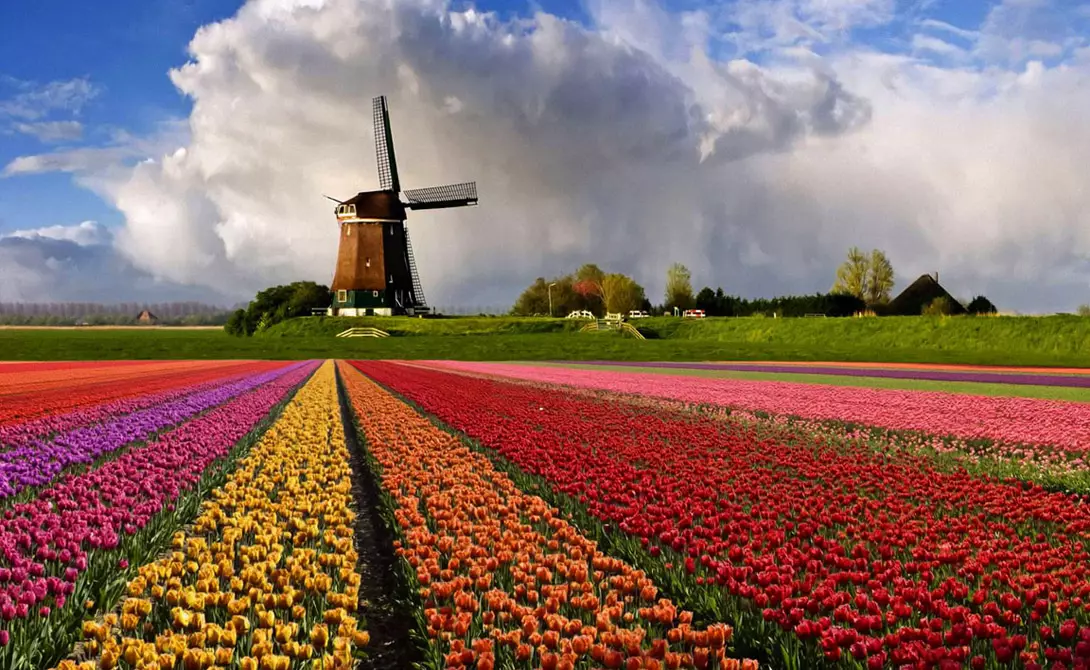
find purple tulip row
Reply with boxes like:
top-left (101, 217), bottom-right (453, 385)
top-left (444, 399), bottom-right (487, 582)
top-left (0, 360), bottom-right (317, 626)
top-left (575, 360), bottom-right (1090, 388)
top-left (0, 363), bottom-right (298, 500)
top-left (0, 364), bottom-right (270, 451)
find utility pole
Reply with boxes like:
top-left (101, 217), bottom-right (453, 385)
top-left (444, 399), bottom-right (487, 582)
top-left (548, 282), bottom-right (557, 317)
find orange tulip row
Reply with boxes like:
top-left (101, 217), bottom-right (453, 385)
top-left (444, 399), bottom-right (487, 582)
top-left (339, 362), bottom-right (757, 670)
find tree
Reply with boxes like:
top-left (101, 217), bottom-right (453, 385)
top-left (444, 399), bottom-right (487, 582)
top-left (572, 264), bottom-right (607, 314)
top-left (864, 249), bottom-right (895, 304)
top-left (966, 295), bottom-right (998, 315)
top-left (512, 278), bottom-right (551, 316)
top-left (512, 276), bottom-right (581, 316)
top-left (695, 287), bottom-right (717, 315)
top-left (574, 263), bottom-right (605, 284)
top-left (600, 273), bottom-right (645, 314)
top-left (832, 247), bottom-right (868, 299)
top-left (1077, 304), bottom-right (1090, 317)
top-left (225, 281), bottom-right (331, 337)
top-left (832, 247), bottom-right (895, 305)
top-left (224, 309), bottom-right (247, 336)
top-left (512, 270), bottom-right (642, 317)
top-left (665, 263), bottom-right (694, 311)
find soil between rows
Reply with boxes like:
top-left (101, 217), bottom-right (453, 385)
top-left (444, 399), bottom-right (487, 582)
top-left (336, 368), bottom-right (421, 670)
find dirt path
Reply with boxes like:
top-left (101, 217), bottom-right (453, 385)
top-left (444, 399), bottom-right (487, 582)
top-left (336, 368), bottom-right (421, 670)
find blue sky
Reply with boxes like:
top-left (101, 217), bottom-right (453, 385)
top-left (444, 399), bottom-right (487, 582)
top-left (0, 0), bottom-right (246, 235)
top-left (2, 0), bottom-right (1090, 310)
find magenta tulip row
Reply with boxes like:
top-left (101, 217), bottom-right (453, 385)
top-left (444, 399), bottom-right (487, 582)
top-left (0, 363), bottom-right (298, 500)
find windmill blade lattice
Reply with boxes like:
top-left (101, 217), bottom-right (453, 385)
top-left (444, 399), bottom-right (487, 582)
top-left (373, 96), bottom-right (400, 193)
top-left (403, 182), bottom-right (478, 209)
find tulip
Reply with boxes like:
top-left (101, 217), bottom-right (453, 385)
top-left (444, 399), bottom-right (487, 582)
top-left (352, 359), bottom-right (1090, 668)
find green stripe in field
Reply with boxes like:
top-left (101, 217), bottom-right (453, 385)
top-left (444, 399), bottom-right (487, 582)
top-left (518, 362), bottom-right (1090, 403)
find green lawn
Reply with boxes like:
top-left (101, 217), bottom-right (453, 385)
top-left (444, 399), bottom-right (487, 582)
top-left (2, 324), bottom-right (1090, 367)
top-left (527, 362), bottom-right (1090, 402)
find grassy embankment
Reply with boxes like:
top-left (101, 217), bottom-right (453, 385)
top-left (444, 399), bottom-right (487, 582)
top-left (0, 314), bottom-right (1089, 368)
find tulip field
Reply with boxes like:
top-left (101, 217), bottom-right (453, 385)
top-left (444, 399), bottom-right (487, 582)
top-left (3, 358), bottom-right (1090, 669)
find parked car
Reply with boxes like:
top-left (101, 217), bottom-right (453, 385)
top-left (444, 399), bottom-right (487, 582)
top-left (682, 309), bottom-right (706, 318)
top-left (628, 310), bottom-right (649, 318)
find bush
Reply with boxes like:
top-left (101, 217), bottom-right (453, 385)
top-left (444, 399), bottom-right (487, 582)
top-left (966, 296), bottom-right (998, 315)
top-left (922, 296), bottom-right (955, 316)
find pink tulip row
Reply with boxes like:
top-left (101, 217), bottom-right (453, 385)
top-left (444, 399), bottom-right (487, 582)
top-left (584, 385), bottom-right (1089, 475)
top-left (426, 362), bottom-right (1090, 456)
top-left (0, 360), bottom-right (317, 628)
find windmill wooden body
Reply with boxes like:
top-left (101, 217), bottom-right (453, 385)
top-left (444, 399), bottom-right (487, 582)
top-left (328, 96), bottom-right (478, 316)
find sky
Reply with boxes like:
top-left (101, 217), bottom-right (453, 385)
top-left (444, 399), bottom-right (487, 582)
top-left (1, 0), bottom-right (1090, 312)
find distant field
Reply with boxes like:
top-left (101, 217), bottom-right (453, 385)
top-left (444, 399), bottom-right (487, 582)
top-left (0, 325), bottom-right (222, 330)
top-left (2, 313), bottom-right (1090, 365)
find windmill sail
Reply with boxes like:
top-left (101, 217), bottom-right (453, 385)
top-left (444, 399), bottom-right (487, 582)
top-left (373, 96), bottom-right (400, 193)
top-left (403, 182), bottom-right (478, 210)
top-left (404, 225), bottom-right (427, 308)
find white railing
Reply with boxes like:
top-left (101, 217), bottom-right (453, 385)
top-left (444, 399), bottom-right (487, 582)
top-left (336, 327), bottom-right (390, 338)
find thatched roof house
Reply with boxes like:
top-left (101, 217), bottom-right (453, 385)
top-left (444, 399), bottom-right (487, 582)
top-left (887, 273), bottom-right (966, 316)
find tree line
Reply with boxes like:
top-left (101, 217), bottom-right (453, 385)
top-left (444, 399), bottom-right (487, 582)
top-left (0, 301), bottom-right (236, 326)
top-left (511, 248), bottom-right (1002, 318)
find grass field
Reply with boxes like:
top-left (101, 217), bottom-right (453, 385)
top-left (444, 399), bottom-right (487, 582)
top-left (1, 313), bottom-right (1090, 365)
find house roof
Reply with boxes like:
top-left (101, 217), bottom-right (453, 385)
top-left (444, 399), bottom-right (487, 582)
top-left (888, 274), bottom-right (966, 316)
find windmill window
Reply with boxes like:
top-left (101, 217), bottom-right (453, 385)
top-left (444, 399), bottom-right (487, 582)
top-left (337, 204), bottom-right (357, 217)
top-left (365, 257), bottom-right (371, 268)
top-left (389, 275), bottom-right (394, 284)
top-left (372, 290), bottom-right (379, 297)
top-left (336, 290), bottom-right (347, 303)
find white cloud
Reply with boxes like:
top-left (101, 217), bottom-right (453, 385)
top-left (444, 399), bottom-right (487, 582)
top-left (918, 18), bottom-right (981, 42)
top-left (4, 0), bottom-right (1090, 311)
top-left (2, 120), bottom-right (188, 176)
top-left (4, 220), bottom-right (111, 246)
top-left (0, 222), bottom-right (231, 304)
top-left (911, 34), bottom-right (968, 59)
top-left (12, 120), bottom-right (84, 142)
top-left (720, 0), bottom-right (897, 53)
top-left (0, 77), bottom-right (98, 121)
top-left (976, 0), bottom-right (1090, 64)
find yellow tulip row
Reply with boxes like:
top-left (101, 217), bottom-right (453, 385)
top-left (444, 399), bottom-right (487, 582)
top-left (54, 361), bottom-right (368, 670)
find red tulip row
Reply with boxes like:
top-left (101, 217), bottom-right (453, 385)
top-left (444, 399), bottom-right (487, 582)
top-left (0, 360), bottom-right (214, 396)
top-left (0, 361), bottom-right (273, 428)
top-left (353, 361), bottom-right (1090, 669)
top-left (426, 361), bottom-right (1090, 459)
top-left (0, 360), bottom-right (152, 377)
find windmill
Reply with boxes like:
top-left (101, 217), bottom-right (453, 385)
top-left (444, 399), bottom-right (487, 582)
top-left (327, 95), bottom-right (478, 316)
